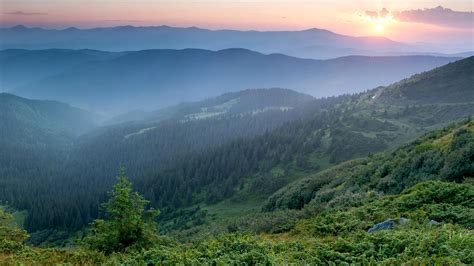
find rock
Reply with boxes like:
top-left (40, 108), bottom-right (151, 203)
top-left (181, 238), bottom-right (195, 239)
top-left (428, 220), bottom-right (440, 226)
top-left (399, 217), bottom-right (409, 226)
top-left (368, 219), bottom-right (396, 233)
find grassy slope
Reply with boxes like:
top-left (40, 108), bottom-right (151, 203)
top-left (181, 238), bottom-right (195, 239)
top-left (265, 120), bottom-right (473, 211)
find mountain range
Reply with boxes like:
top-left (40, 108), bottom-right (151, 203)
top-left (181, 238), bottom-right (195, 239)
top-left (0, 48), bottom-right (460, 114)
top-left (0, 25), bottom-right (411, 59)
top-left (3, 25), bottom-right (472, 59)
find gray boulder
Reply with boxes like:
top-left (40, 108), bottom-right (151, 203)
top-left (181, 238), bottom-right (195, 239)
top-left (368, 219), bottom-right (396, 233)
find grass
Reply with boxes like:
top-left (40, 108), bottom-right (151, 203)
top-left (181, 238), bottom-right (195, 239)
top-left (203, 194), bottom-right (265, 219)
top-left (0, 206), bottom-right (27, 228)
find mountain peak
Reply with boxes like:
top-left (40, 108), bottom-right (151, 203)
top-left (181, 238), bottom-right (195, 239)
top-left (64, 27), bottom-right (79, 31)
top-left (302, 27), bottom-right (335, 34)
top-left (10, 25), bottom-right (28, 30)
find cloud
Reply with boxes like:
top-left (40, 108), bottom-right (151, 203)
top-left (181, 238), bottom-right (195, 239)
top-left (379, 8), bottom-right (389, 19)
top-left (103, 20), bottom-right (147, 23)
top-left (365, 6), bottom-right (473, 29)
top-left (365, 11), bottom-right (379, 19)
top-left (4, 11), bottom-right (47, 16)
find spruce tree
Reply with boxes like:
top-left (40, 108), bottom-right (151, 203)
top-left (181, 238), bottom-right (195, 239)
top-left (84, 168), bottom-right (159, 254)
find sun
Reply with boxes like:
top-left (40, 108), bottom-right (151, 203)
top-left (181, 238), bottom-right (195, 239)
top-left (374, 22), bottom-right (385, 33)
top-left (363, 12), bottom-right (394, 35)
top-left (368, 16), bottom-right (394, 35)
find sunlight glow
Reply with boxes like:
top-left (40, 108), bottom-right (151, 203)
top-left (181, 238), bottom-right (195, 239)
top-left (374, 23), bottom-right (384, 33)
top-left (364, 14), bottom-right (394, 35)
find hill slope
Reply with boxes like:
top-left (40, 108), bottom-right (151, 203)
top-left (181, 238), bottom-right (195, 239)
top-left (105, 88), bottom-right (314, 124)
top-left (0, 94), bottom-right (99, 225)
top-left (69, 88), bottom-right (316, 183)
top-left (377, 56), bottom-right (474, 104)
top-left (0, 93), bottom-right (98, 144)
top-left (265, 120), bottom-right (474, 211)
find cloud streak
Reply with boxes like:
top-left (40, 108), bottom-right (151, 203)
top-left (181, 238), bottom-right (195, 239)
top-left (365, 6), bottom-right (473, 29)
top-left (4, 11), bottom-right (47, 16)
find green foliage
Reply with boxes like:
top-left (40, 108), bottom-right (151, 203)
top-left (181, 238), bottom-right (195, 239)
top-left (266, 120), bottom-right (474, 212)
top-left (295, 181), bottom-right (473, 236)
top-left (83, 168), bottom-right (160, 254)
top-left (0, 209), bottom-right (28, 253)
top-left (5, 180), bottom-right (473, 264)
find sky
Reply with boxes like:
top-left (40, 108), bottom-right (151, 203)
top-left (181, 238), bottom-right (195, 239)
top-left (0, 0), bottom-right (473, 46)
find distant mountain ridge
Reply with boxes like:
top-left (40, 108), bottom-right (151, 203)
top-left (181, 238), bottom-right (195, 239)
top-left (0, 49), bottom-right (123, 90)
top-left (1, 48), bottom-right (459, 114)
top-left (0, 25), bottom-right (427, 59)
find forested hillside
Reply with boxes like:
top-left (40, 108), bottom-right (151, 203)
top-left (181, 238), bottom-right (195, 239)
top-left (0, 94), bottom-right (99, 237)
top-left (0, 92), bottom-right (97, 174)
top-left (106, 88), bottom-right (315, 124)
top-left (0, 88), bottom-right (323, 237)
top-left (0, 57), bottom-right (472, 248)
top-left (1, 120), bottom-right (472, 264)
top-left (0, 93), bottom-right (98, 142)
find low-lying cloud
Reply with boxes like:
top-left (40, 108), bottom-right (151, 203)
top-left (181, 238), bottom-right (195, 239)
top-left (4, 11), bottom-right (47, 16)
top-left (365, 6), bottom-right (473, 29)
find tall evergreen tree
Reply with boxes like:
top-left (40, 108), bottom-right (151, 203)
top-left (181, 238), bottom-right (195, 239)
top-left (84, 168), bottom-right (160, 254)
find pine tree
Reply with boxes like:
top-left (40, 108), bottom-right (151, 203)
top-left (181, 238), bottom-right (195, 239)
top-left (84, 168), bottom-right (160, 254)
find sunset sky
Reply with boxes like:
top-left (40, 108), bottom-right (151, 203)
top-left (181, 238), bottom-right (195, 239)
top-left (1, 0), bottom-right (472, 46)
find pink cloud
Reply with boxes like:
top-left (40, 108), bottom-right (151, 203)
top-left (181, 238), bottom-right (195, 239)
top-left (365, 6), bottom-right (473, 29)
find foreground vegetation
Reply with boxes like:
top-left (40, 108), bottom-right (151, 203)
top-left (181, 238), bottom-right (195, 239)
top-left (1, 181), bottom-right (472, 264)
